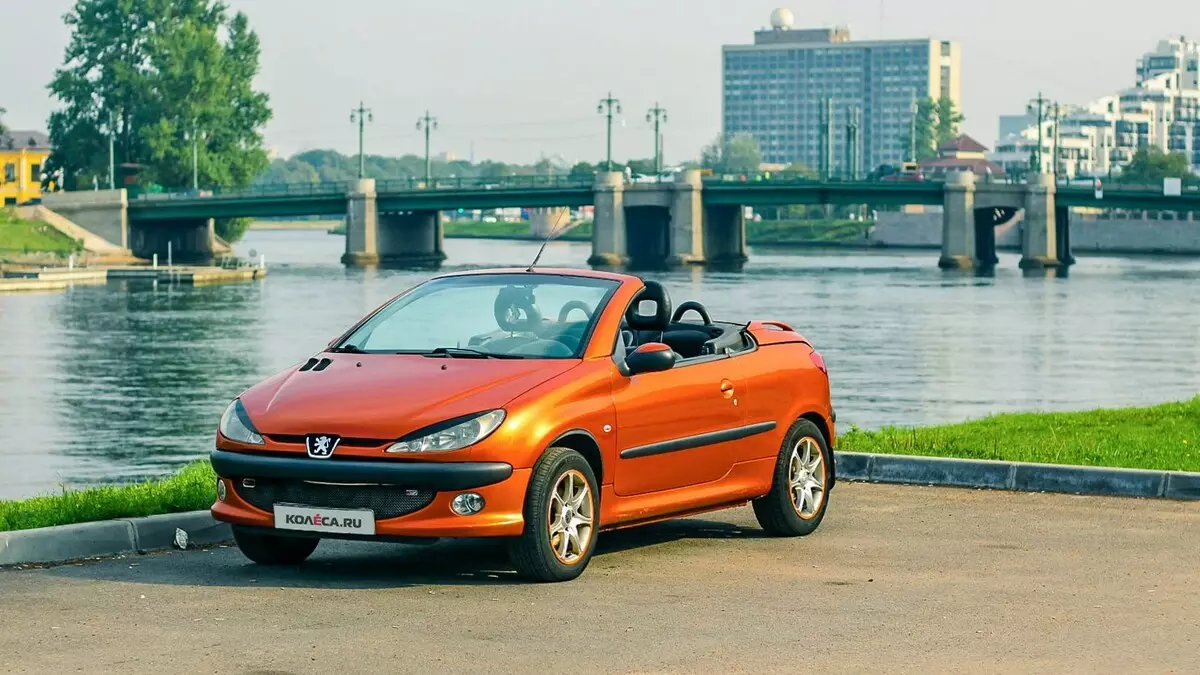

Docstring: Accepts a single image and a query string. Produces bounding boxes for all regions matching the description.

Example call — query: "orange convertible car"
[210,267,835,582]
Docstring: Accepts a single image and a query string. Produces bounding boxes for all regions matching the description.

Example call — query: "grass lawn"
[327,218,871,245]
[0,209,83,257]
[442,219,591,240]
[3,397,1197,533]
[838,396,1200,472]
[0,461,216,533]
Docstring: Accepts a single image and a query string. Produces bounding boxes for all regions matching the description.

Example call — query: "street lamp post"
[107,110,116,190]
[645,103,668,174]
[350,102,373,179]
[416,111,438,184]
[186,120,205,191]
[1027,93,1050,175]
[597,92,621,171]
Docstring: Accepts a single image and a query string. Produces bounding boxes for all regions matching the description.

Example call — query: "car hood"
[239,354,579,440]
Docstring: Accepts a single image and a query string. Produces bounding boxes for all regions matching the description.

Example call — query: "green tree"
[1119,147,1191,183]
[912,98,938,161]
[626,158,657,176]
[569,161,595,178]
[935,97,964,146]
[46,0,271,241]
[0,106,7,136]
[700,133,762,174]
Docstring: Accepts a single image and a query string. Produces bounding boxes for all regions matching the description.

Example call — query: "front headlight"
[386,410,506,454]
[219,399,264,445]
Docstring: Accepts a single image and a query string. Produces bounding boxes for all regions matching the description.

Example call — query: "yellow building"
[0,130,52,206]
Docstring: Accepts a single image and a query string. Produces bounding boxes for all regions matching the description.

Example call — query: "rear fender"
[747,320,812,348]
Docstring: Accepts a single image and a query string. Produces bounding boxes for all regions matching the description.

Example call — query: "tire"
[507,447,600,582]
[232,525,320,565]
[752,418,832,537]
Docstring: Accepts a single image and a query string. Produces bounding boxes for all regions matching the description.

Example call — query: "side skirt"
[598,457,775,529]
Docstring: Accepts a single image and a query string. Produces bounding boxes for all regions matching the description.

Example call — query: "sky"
[1,0,1197,165]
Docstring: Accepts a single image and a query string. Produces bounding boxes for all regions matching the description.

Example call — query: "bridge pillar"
[667,169,706,265]
[939,170,978,269]
[377,210,446,265]
[704,204,747,263]
[1020,173,1063,269]
[342,179,379,266]
[589,172,627,266]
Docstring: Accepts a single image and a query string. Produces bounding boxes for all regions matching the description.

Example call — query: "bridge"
[41,171,1200,269]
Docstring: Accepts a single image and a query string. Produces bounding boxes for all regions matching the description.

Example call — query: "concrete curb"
[0,511,231,567]
[833,451,1200,501]
[3,454,1197,567]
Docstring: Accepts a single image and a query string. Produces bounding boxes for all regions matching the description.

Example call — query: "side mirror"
[624,342,676,376]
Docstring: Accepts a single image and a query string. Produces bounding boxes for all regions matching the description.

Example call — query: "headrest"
[626,280,671,331]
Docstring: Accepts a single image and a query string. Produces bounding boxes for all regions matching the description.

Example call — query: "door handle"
[720,379,735,399]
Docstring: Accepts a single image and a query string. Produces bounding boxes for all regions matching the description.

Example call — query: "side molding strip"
[620,421,777,460]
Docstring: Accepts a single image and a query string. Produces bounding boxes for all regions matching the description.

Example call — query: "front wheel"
[752,418,831,536]
[232,526,320,565]
[507,447,599,582]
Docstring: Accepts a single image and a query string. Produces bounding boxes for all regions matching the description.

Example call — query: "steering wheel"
[671,301,712,325]
[494,287,542,332]
[557,300,592,323]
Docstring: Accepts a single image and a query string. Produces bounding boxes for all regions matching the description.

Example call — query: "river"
[3,229,1199,499]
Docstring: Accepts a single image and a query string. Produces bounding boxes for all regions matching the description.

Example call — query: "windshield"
[334,273,620,358]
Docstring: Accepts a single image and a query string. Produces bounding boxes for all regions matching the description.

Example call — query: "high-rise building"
[990,36,1200,179]
[721,8,962,174]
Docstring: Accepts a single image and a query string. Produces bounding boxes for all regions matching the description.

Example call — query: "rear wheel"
[232,526,320,565]
[753,418,831,536]
[507,447,599,582]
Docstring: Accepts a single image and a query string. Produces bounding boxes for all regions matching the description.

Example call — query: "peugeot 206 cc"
[210,268,835,582]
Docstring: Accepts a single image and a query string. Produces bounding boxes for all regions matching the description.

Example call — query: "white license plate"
[273,504,376,535]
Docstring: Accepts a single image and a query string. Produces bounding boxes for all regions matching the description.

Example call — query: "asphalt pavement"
[1,482,1197,675]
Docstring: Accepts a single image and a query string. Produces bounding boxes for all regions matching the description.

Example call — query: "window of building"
[30,164,41,182]
[941,41,951,57]
[3,163,14,183]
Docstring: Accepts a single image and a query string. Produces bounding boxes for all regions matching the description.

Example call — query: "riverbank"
[3,397,1197,533]
[318,218,871,245]
[0,208,83,260]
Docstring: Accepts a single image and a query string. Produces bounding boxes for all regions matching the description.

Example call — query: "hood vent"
[298,357,333,372]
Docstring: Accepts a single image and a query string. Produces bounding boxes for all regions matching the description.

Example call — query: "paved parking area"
[1,482,1198,674]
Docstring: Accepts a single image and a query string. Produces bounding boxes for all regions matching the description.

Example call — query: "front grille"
[234,478,436,519]
[263,435,387,448]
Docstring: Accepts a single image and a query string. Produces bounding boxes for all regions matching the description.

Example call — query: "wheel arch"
[798,411,836,489]
[548,429,605,486]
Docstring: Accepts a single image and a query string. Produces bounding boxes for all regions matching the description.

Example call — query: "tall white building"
[722,8,962,172]
[990,37,1200,180]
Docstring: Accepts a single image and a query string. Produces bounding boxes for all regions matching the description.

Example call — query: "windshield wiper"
[328,344,366,354]
[423,347,524,359]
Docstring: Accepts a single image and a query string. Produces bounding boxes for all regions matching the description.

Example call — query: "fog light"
[216,478,227,502]
[450,493,485,516]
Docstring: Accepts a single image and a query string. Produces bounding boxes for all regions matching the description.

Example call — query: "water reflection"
[2,229,1199,499]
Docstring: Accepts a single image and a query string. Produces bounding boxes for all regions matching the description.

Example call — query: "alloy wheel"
[547,469,594,565]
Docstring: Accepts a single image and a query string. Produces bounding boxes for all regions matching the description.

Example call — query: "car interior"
[617,280,752,362]
[465,279,753,362]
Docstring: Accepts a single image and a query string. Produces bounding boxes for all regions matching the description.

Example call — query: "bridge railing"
[703,172,947,185]
[135,175,598,200]
[135,182,347,200]
[375,175,596,192]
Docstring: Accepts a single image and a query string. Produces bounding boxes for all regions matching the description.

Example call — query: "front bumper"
[209,449,530,538]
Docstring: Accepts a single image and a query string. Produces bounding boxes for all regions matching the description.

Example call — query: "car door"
[611,356,746,496]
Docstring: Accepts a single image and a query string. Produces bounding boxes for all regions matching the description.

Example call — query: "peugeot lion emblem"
[306,434,340,459]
